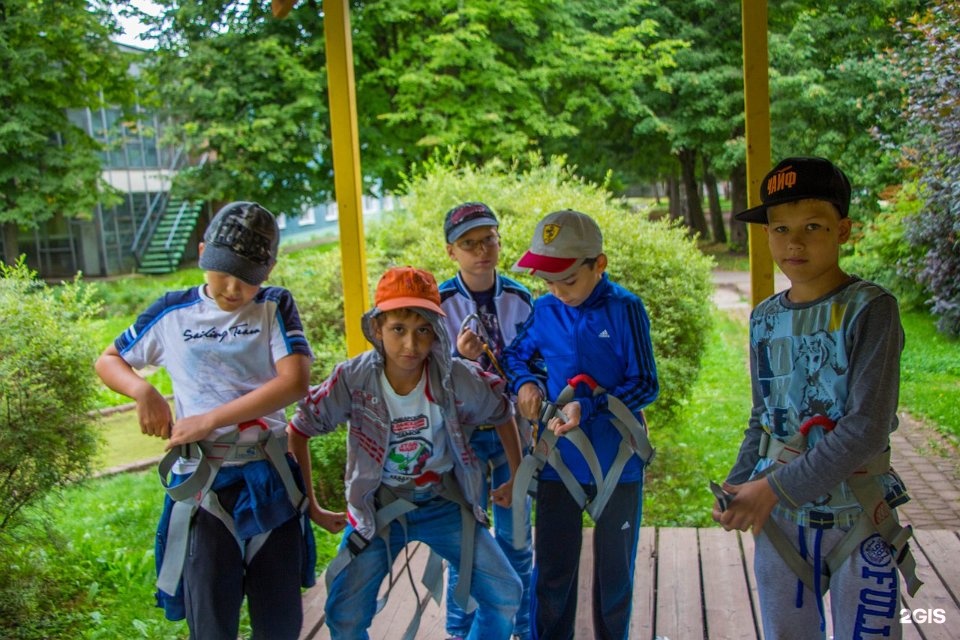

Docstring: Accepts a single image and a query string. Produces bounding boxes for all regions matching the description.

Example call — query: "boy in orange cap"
[288,266,523,639]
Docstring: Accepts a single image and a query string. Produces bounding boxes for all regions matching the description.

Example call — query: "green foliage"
[899,310,960,438]
[645,309,750,527]
[377,152,715,421]
[140,1,333,212]
[0,260,103,634]
[0,0,134,228]
[271,248,350,381]
[308,427,349,513]
[5,468,344,640]
[767,0,926,212]
[897,0,960,336]
[841,180,929,311]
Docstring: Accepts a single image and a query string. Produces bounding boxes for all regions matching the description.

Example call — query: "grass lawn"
[94,405,171,471]
[900,309,960,439]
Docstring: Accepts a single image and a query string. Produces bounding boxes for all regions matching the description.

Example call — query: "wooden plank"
[366,543,435,638]
[655,527,705,639]
[299,576,329,639]
[740,531,764,640]
[699,527,759,640]
[630,527,658,640]
[899,530,960,640]
[912,529,960,604]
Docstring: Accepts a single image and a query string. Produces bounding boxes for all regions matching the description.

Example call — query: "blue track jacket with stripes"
[502,274,658,484]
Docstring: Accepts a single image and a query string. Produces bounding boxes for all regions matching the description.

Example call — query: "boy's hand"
[456,328,484,361]
[311,505,347,533]
[166,414,215,449]
[548,400,581,436]
[134,386,173,439]
[491,479,514,508]
[517,383,544,421]
[718,478,778,535]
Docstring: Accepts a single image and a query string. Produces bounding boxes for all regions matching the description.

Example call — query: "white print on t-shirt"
[380,371,452,487]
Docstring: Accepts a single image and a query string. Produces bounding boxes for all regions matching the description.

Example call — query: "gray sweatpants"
[754,513,902,640]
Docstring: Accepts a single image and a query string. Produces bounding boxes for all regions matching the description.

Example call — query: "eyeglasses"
[456,234,500,252]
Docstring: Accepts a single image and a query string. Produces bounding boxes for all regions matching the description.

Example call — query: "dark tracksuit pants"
[531,480,642,640]
[182,481,303,640]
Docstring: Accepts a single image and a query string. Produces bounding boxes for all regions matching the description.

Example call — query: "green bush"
[0,260,103,634]
[308,427,349,513]
[842,180,929,311]
[375,152,715,421]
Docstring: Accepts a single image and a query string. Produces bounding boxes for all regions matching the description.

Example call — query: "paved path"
[710,269,960,530]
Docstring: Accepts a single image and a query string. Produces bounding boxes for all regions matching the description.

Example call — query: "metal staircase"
[129,151,208,275]
[136,198,204,275]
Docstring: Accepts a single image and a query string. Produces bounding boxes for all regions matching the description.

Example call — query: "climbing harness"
[458,312,507,380]
[321,472,478,640]
[758,416,923,601]
[510,373,654,548]
[155,419,307,597]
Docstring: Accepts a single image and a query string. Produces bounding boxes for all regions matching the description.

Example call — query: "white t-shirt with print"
[379,371,452,488]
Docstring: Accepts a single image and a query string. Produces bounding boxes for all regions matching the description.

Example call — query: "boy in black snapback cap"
[715,157,921,638]
[96,201,346,639]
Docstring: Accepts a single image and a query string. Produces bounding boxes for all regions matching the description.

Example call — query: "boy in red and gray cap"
[502,210,659,640]
[715,157,921,638]
[288,266,523,639]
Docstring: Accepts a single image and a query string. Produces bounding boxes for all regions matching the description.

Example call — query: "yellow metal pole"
[741,0,774,306]
[324,0,370,357]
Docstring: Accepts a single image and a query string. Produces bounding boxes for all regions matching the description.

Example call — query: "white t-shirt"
[379,370,452,488]
[115,284,312,472]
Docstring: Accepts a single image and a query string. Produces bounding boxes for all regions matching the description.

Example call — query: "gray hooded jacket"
[289,307,514,541]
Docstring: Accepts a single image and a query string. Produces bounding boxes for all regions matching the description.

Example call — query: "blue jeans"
[325,495,521,640]
[447,429,533,639]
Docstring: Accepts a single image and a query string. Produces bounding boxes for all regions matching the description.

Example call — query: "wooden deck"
[300,527,960,639]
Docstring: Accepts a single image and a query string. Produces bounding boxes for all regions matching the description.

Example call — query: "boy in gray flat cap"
[96,201,345,640]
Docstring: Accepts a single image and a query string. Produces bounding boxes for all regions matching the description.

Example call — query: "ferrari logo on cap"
[542,223,561,244]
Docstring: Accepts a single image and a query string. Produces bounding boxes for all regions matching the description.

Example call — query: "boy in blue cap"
[715,157,921,639]
[438,202,534,640]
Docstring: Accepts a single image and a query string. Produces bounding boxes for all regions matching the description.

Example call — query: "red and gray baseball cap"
[735,156,851,224]
[512,210,603,281]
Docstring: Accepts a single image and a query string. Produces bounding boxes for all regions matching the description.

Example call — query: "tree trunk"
[667,176,683,223]
[729,162,748,249]
[2,222,19,266]
[702,155,726,244]
[679,148,708,239]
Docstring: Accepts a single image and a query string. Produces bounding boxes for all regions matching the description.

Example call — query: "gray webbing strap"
[759,427,923,597]
[156,429,299,596]
[322,473,477,638]
[510,375,654,547]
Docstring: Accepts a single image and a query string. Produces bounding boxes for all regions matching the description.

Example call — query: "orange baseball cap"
[374,266,445,316]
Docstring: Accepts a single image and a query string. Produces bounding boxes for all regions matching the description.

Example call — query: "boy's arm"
[586,298,658,424]
[501,315,546,401]
[95,345,172,438]
[167,353,311,448]
[490,416,524,508]
[288,427,347,533]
